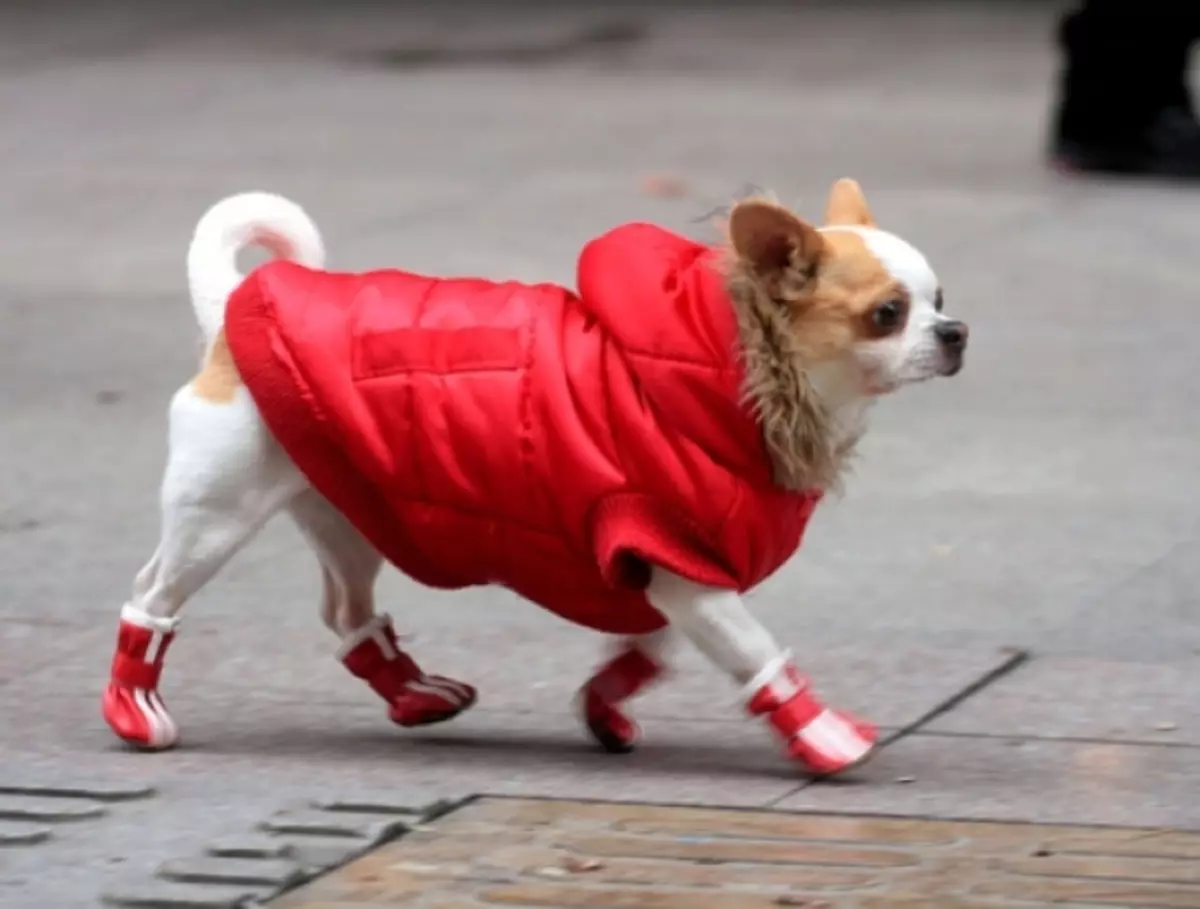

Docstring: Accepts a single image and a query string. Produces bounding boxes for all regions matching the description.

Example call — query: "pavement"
[1,0,1199,905]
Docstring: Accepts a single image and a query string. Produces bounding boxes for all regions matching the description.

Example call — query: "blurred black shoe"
[1052,105,1200,179]
[1051,2,1200,180]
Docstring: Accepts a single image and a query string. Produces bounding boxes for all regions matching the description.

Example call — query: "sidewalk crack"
[763,646,1031,808]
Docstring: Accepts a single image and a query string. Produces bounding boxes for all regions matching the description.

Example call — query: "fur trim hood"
[723,251,859,493]
[576,222,855,495]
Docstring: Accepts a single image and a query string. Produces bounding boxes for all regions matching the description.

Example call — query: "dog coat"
[225,223,821,635]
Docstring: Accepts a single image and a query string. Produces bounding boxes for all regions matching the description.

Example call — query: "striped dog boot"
[745,654,877,776]
[339,614,476,727]
[102,605,181,750]
[580,644,664,753]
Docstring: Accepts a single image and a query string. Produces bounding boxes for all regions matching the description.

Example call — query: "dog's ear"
[824,178,876,228]
[728,199,825,283]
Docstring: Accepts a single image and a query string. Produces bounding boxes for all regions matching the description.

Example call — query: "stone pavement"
[1,1,1199,906]
[273,798,1200,908]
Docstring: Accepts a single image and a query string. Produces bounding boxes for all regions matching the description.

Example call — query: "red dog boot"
[580,645,664,753]
[102,605,181,750]
[745,654,877,777]
[338,614,476,727]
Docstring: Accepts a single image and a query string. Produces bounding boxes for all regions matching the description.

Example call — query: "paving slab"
[0,778,156,868]
[928,656,1200,746]
[775,732,1200,830]
[0,615,112,683]
[157,855,307,887]
[271,795,1200,908]
[1044,537,1200,662]
[0,794,106,821]
[0,771,446,909]
[0,695,810,805]
[0,822,51,845]
[5,609,1024,735]
[0,777,156,802]
[100,880,275,909]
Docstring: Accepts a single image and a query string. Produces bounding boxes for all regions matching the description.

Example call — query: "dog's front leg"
[646,569,877,776]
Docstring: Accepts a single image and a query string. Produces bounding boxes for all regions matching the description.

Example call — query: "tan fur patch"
[824,177,876,228]
[192,330,241,402]
[804,231,908,351]
[719,202,903,493]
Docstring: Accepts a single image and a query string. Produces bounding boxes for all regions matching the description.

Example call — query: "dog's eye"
[934,288,944,312]
[873,300,904,330]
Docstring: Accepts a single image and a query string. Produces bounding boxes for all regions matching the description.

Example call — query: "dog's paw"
[579,644,663,754]
[745,657,878,777]
[786,709,877,777]
[386,675,477,727]
[102,683,180,751]
[583,692,640,754]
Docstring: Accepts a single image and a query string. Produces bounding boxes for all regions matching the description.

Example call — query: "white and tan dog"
[102,179,966,776]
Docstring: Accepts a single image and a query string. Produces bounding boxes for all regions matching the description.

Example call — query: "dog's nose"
[935,320,968,350]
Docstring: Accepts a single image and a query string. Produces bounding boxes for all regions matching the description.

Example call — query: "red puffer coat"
[225,223,821,635]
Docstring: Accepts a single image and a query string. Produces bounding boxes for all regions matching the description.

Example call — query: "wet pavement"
[2,1,1200,906]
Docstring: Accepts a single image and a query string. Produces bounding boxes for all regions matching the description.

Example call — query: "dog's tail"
[186,191,326,343]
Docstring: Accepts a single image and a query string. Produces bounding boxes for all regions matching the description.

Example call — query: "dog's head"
[725,178,967,399]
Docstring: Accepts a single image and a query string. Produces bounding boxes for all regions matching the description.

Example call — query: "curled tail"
[186,191,326,344]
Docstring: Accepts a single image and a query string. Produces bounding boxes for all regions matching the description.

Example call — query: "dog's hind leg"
[102,361,307,750]
[286,489,477,728]
[579,628,672,753]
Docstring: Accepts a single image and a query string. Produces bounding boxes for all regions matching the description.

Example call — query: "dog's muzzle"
[935,319,968,375]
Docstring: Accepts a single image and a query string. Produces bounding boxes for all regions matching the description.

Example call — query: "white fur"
[187,192,325,346]
[644,570,786,686]
[821,224,960,392]
[116,191,940,762]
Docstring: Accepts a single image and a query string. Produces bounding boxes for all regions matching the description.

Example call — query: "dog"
[102,178,967,776]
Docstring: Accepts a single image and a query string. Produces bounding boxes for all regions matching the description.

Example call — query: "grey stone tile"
[0,694,801,806]
[776,733,1200,829]
[95,785,440,908]
[454,634,1024,732]
[277,836,374,872]
[4,587,1027,738]
[156,855,304,888]
[928,657,1200,746]
[1045,538,1200,661]
[0,715,798,903]
[204,833,289,859]
[258,808,409,841]
[0,795,105,821]
[5,613,1020,749]
[310,792,445,815]
[0,770,444,909]
[100,880,273,909]
[0,777,155,802]
[0,822,51,845]
[0,619,107,685]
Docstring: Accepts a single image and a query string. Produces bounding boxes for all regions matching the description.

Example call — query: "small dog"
[102,178,966,776]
